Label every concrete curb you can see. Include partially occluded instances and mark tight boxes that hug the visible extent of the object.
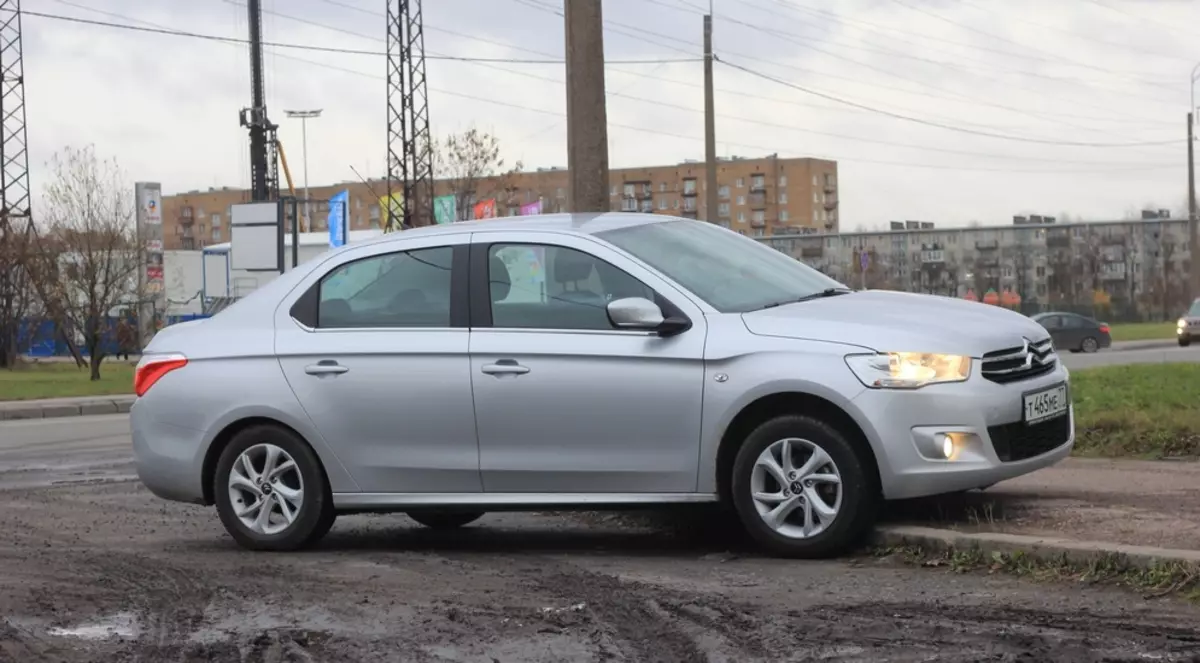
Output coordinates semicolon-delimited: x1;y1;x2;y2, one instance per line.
0;396;135;421
873;525;1200;569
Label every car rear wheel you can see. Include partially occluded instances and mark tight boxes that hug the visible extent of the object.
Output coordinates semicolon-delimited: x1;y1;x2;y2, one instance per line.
1081;336;1099;353
730;415;876;558
407;511;485;529
214;425;335;552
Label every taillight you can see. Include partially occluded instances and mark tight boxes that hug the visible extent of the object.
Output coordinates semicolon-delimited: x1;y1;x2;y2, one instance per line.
134;353;188;397
1099;324;1110;334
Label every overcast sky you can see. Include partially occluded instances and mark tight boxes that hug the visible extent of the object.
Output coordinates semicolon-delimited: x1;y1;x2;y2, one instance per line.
21;0;1200;229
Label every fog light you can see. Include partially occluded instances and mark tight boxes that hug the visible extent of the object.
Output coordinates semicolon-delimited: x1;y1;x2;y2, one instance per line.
941;434;955;459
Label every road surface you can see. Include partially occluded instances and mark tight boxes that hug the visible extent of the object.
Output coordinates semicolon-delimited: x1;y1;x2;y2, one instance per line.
2;415;1200;661
1062;342;1200;369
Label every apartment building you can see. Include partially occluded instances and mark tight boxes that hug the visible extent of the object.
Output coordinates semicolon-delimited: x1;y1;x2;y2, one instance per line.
159;154;839;249
760;217;1193;320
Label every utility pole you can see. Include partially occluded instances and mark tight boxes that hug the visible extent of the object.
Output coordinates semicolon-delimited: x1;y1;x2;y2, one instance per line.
703;13;718;224
564;0;609;213
239;0;278;203
1190;112;1198;298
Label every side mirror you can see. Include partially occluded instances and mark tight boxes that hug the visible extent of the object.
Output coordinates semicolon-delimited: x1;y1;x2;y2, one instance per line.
606;297;690;336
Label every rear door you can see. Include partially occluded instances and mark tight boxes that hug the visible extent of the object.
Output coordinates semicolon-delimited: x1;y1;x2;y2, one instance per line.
275;233;480;494
1038;315;1067;349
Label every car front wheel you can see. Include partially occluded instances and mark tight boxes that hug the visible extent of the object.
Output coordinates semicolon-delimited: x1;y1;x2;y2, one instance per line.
1081;336;1099;353
730;415;876;558
1180;336;1192;347
214;425;335;552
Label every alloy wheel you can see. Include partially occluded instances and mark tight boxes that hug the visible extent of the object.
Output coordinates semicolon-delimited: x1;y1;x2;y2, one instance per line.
749;437;843;539
228;443;305;536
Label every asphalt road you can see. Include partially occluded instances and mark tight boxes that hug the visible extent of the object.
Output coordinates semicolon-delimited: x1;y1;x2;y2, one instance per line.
1061;341;1200;369
3;415;1200;661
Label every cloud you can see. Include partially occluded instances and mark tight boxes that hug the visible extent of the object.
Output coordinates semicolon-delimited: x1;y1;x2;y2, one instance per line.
19;0;1200;227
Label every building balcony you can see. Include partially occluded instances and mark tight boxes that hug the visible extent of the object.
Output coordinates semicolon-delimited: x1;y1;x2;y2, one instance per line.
750;182;766;193
975;239;999;250
681;189;697;197
976;257;1001;268
1046;234;1071;248
823;198;838;210
1100;235;1127;246
800;246;823;258
750;216;767;228
620;199;638;212
823;184;836;194
749;193;767;209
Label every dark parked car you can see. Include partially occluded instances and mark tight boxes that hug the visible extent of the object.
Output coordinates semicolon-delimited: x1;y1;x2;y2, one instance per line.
1030;312;1111;353
1176;298;1200;347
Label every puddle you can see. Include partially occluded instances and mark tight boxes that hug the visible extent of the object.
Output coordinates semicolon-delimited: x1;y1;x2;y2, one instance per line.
47;612;138;640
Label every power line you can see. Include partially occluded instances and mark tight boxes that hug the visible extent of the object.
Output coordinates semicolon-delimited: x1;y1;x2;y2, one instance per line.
22;10;698;64
719;58;1186;148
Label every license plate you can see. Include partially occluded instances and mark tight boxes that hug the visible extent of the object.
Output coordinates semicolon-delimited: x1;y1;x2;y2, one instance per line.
1023;383;1069;425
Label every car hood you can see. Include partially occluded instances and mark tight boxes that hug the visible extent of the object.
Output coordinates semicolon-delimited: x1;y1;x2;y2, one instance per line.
740;290;1050;357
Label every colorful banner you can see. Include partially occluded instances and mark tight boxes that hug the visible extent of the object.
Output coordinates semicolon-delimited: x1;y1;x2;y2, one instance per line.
520;200;542;216
434;195;457;224
379;192;405;230
328;189;349;247
473;198;497;220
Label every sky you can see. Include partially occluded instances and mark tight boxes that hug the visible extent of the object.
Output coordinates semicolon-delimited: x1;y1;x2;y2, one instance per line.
19;0;1200;229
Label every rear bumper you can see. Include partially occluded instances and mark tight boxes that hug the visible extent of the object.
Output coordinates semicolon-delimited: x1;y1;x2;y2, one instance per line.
130;401;208;505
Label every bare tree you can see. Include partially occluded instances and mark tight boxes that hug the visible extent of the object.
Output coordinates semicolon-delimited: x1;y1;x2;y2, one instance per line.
434;128;523;220
39;146;144;381
0;219;40;367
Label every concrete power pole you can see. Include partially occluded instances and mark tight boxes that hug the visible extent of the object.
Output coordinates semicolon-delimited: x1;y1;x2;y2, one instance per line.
1190;112;1198;298
564;0;610;213
703;14;718;224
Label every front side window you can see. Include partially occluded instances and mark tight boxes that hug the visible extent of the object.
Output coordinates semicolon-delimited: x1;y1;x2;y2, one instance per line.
599;220;845;313
1189;299;1200;316
488;244;655;330
318;246;453;328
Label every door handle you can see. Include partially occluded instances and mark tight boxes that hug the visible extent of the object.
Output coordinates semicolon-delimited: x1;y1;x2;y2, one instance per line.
481;359;530;376
304;360;349;376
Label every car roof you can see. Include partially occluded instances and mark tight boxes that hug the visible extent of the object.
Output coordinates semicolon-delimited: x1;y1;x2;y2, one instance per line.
353;212;675;250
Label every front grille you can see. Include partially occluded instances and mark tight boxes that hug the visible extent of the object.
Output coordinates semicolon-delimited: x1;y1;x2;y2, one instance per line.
988;414;1071;462
980;337;1056;384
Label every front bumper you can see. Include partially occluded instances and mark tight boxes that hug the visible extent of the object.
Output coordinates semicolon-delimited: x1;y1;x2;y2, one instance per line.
852;361;1074;500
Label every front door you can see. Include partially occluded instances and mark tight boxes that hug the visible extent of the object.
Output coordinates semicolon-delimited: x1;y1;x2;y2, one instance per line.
275;238;481;494
467;233;707;494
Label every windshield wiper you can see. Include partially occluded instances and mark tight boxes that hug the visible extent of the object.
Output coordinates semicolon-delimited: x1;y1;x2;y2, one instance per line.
756;288;853;310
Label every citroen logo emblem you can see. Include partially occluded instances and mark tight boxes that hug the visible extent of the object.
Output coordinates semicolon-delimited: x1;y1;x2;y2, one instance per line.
1021;337;1034;368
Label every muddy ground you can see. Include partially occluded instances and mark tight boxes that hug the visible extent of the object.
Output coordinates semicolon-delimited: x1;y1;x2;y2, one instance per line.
3;415;1200;662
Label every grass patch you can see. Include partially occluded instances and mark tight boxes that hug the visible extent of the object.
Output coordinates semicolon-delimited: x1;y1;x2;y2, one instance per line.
876;544;1200;602
1108;321;1177;342
1071;363;1200;458
0;361;135;401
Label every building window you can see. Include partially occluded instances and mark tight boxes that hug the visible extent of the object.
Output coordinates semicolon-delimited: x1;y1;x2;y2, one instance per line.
813;175;819;186
658;197;668;210
751;228;764;237
779;193;788;204
813;192;820;203
752;210;765;223
610;186;617;197
738;211;745;223
623;183;635;197
751;174;765;189
737;195;745;206
660;182;667;192
718;202;730;217
781;210;789;222
683;178;697;194
779;175;787;187
718;185;730;199
556;188;565;198
736;177;744;188
211;227;221;241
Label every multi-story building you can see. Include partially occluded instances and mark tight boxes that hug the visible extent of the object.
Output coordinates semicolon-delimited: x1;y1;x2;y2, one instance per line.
760;217;1193;321
159;154;838;249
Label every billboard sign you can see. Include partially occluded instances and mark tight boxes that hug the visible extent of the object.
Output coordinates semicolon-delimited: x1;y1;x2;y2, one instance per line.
328;189;349;247
433;195;457;224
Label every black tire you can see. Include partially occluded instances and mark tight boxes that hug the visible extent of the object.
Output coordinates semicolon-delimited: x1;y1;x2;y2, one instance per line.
1180;336;1191;347
214;424;335;552
729;414;876;559
1081;336;1099;353
407;511;485;529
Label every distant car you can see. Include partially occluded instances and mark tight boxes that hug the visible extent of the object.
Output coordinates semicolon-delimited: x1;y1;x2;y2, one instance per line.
130;213;1073;559
1177;299;1200;347
1030;312;1111;353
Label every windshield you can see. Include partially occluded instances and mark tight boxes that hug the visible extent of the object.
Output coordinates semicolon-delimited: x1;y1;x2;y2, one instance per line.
1189;299;1200;316
598;220;848;313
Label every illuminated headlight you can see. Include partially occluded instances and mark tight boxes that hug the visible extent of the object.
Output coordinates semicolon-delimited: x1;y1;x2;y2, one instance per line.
845;352;972;389
1179;319;1188;329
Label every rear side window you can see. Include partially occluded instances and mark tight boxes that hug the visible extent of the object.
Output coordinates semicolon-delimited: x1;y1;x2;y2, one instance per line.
317;246;453;328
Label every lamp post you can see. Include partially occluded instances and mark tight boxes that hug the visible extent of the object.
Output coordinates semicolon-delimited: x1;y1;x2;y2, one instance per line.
284;109;322;232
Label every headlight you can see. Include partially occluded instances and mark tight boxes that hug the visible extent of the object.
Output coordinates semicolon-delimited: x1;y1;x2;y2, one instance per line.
845;352;972;389
1179;319;1188;329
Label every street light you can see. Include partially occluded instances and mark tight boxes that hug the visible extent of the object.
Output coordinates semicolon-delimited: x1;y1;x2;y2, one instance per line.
284;109;322;232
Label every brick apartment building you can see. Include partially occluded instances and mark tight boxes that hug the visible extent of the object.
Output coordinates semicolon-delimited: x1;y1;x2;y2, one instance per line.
159;154;839;249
